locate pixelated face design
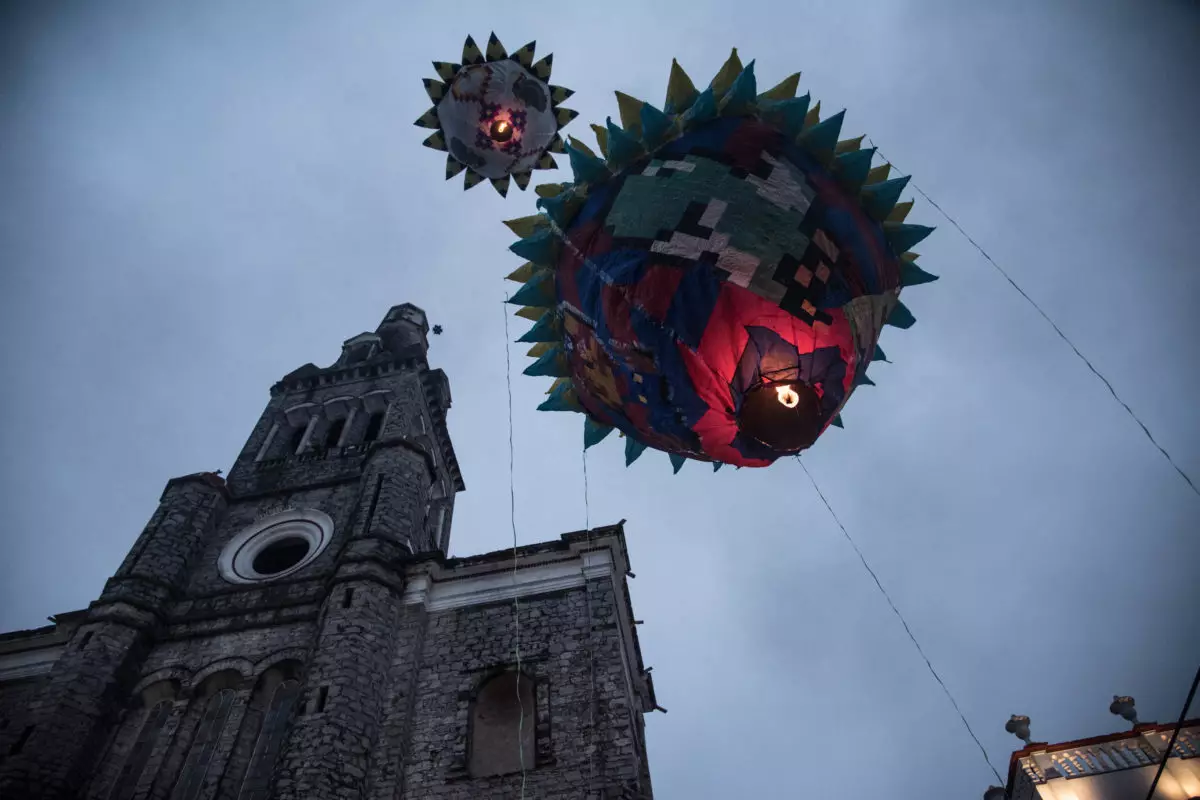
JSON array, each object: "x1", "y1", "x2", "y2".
[{"x1": 437, "y1": 60, "x2": 557, "y2": 180}]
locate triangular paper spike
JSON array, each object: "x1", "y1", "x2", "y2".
[
  {"x1": 515, "y1": 306, "x2": 542, "y2": 321},
  {"x1": 605, "y1": 118, "x2": 642, "y2": 166},
  {"x1": 555, "y1": 107, "x2": 579, "y2": 127},
  {"x1": 835, "y1": 135, "x2": 865, "y2": 154},
  {"x1": 550, "y1": 85, "x2": 574, "y2": 105},
  {"x1": 512, "y1": 41, "x2": 536, "y2": 67},
  {"x1": 762, "y1": 94, "x2": 811, "y2": 138},
  {"x1": 536, "y1": 189, "x2": 580, "y2": 226},
  {"x1": 831, "y1": 415, "x2": 844, "y2": 428},
  {"x1": 804, "y1": 100, "x2": 821, "y2": 129},
  {"x1": 664, "y1": 59, "x2": 699, "y2": 115},
  {"x1": 534, "y1": 153, "x2": 557, "y2": 170},
  {"x1": 506, "y1": 270, "x2": 555, "y2": 307},
  {"x1": 759, "y1": 72, "x2": 800, "y2": 102},
  {"x1": 414, "y1": 108, "x2": 440, "y2": 129},
  {"x1": 512, "y1": 170, "x2": 531, "y2": 191},
  {"x1": 719, "y1": 61, "x2": 757, "y2": 116},
  {"x1": 680, "y1": 86, "x2": 716, "y2": 129},
  {"x1": 423, "y1": 131, "x2": 448, "y2": 151},
  {"x1": 614, "y1": 92, "x2": 644, "y2": 137},
  {"x1": 445, "y1": 154, "x2": 466, "y2": 179},
  {"x1": 535, "y1": 182, "x2": 566, "y2": 198},
  {"x1": 625, "y1": 437, "x2": 647, "y2": 466},
  {"x1": 523, "y1": 348, "x2": 568, "y2": 377},
  {"x1": 530, "y1": 342, "x2": 554, "y2": 359},
  {"x1": 485, "y1": 32, "x2": 507, "y2": 62},
  {"x1": 669, "y1": 453, "x2": 687, "y2": 474},
  {"x1": 490, "y1": 175, "x2": 511, "y2": 197},
  {"x1": 506, "y1": 262, "x2": 536, "y2": 283},
  {"x1": 433, "y1": 61, "x2": 459, "y2": 82},
  {"x1": 887, "y1": 200, "x2": 914, "y2": 223},
  {"x1": 862, "y1": 175, "x2": 911, "y2": 220},
  {"x1": 902, "y1": 252, "x2": 920, "y2": 262},
  {"x1": 503, "y1": 215, "x2": 547, "y2": 239},
  {"x1": 423, "y1": 78, "x2": 446, "y2": 103},
  {"x1": 900, "y1": 260, "x2": 939, "y2": 286},
  {"x1": 567, "y1": 142, "x2": 609, "y2": 184},
  {"x1": 509, "y1": 231, "x2": 559, "y2": 269},
  {"x1": 709, "y1": 48, "x2": 743, "y2": 98},
  {"x1": 639, "y1": 102, "x2": 672, "y2": 147},
  {"x1": 873, "y1": 344, "x2": 889, "y2": 362},
  {"x1": 835, "y1": 147, "x2": 876, "y2": 190},
  {"x1": 866, "y1": 164, "x2": 892, "y2": 184},
  {"x1": 584, "y1": 417, "x2": 615, "y2": 449},
  {"x1": 565, "y1": 135, "x2": 593, "y2": 157},
  {"x1": 462, "y1": 35, "x2": 484, "y2": 66},
  {"x1": 539, "y1": 382, "x2": 580, "y2": 412},
  {"x1": 463, "y1": 169, "x2": 485, "y2": 190},
  {"x1": 712, "y1": 462, "x2": 724, "y2": 472},
  {"x1": 516, "y1": 312, "x2": 560, "y2": 343},
  {"x1": 885, "y1": 223, "x2": 935, "y2": 254},
  {"x1": 886, "y1": 300, "x2": 916, "y2": 329},
  {"x1": 531, "y1": 53, "x2": 553, "y2": 81},
  {"x1": 590, "y1": 124, "x2": 609, "y2": 157},
  {"x1": 547, "y1": 133, "x2": 567, "y2": 154},
  {"x1": 800, "y1": 110, "x2": 845, "y2": 157},
  {"x1": 855, "y1": 372, "x2": 876, "y2": 387}
]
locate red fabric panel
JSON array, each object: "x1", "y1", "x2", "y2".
[{"x1": 632, "y1": 263, "x2": 684, "y2": 322}]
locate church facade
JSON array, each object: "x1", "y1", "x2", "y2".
[{"x1": 0, "y1": 303, "x2": 657, "y2": 799}]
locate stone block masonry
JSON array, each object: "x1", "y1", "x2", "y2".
[{"x1": 0, "y1": 303, "x2": 657, "y2": 799}]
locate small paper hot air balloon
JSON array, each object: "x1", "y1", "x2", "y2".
[
  {"x1": 415, "y1": 33, "x2": 578, "y2": 197},
  {"x1": 505, "y1": 50, "x2": 937, "y2": 470}
]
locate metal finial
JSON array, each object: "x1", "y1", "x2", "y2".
[
  {"x1": 1109, "y1": 695, "x2": 1139, "y2": 727},
  {"x1": 1005, "y1": 714, "x2": 1032, "y2": 745}
]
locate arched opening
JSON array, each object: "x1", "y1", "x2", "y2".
[
  {"x1": 468, "y1": 671, "x2": 535, "y2": 778},
  {"x1": 226, "y1": 661, "x2": 304, "y2": 800},
  {"x1": 107, "y1": 680, "x2": 180, "y2": 800},
  {"x1": 171, "y1": 670, "x2": 242, "y2": 800}
]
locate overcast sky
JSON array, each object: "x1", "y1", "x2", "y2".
[{"x1": 2, "y1": 1, "x2": 1198, "y2": 797}]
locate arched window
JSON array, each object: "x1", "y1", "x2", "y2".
[
  {"x1": 468, "y1": 671, "x2": 535, "y2": 778},
  {"x1": 106, "y1": 680, "x2": 179, "y2": 800},
  {"x1": 171, "y1": 671, "x2": 241, "y2": 800},
  {"x1": 228, "y1": 662, "x2": 304, "y2": 800}
]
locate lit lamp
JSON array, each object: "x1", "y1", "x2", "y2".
[
  {"x1": 489, "y1": 118, "x2": 514, "y2": 143},
  {"x1": 1005, "y1": 714, "x2": 1032, "y2": 745},
  {"x1": 1109, "y1": 695, "x2": 1139, "y2": 728},
  {"x1": 737, "y1": 382, "x2": 822, "y2": 451}
]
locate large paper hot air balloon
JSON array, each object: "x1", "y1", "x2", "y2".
[
  {"x1": 415, "y1": 34, "x2": 578, "y2": 197},
  {"x1": 505, "y1": 50, "x2": 938, "y2": 470}
]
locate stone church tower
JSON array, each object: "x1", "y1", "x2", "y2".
[{"x1": 0, "y1": 303, "x2": 658, "y2": 799}]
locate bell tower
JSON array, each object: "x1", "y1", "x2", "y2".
[{"x1": 0, "y1": 302, "x2": 657, "y2": 800}]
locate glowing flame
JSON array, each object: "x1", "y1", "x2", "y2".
[
  {"x1": 775, "y1": 384, "x2": 800, "y2": 409},
  {"x1": 489, "y1": 118, "x2": 513, "y2": 142}
]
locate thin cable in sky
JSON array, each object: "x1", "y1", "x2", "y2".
[
  {"x1": 868, "y1": 139, "x2": 1198, "y2": 500},
  {"x1": 798, "y1": 456, "x2": 1005, "y2": 786},
  {"x1": 500, "y1": 296, "x2": 529, "y2": 799}
]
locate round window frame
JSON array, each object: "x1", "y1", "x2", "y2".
[{"x1": 218, "y1": 508, "x2": 334, "y2": 585}]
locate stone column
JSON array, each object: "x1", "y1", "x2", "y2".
[
  {"x1": 0, "y1": 473, "x2": 227, "y2": 799},
  {"x1": 271, "y1": 439, "x2": 433, "y2": 800}
]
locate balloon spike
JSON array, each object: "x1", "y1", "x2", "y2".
[
  {"x1": 584, "y1": 417, "x2": 615, "y2": 449},
  {"x1": 719, "y1": 61, "x2": 757, "y2": 116},
  {"x1": 590, "y1": 123, "x2": 609, "y2": 158},
  {"x1": 639, "y1": 102, "x2": 672, "y2": 147},
  {"x1": 835, "y1": 147, "x2": 876, "y2": 190},
  {"x1": 508, "y1": 229, "x2": 559, "y2": 267},
  {"x1": 862, "y1": 175, "x2": 911, "y2": 221},
  {"x1": 831, "y1": 415, "x2": 844, "y2": 429},
  {"x1": 503, "y1": 215, "x2": 546, "y2": 239},
  {"x1": 710, "y1": 48, "x2": 743, "y2": 97},
  {"x1": 885, "y1": 222, "x2": 935, "y2": 254},
  {"x1": 614, "y1": 91, "x2": 645, "y2": 138},
  {"x1": 531, "y1": 52, "x2": 553, "y2": 81},
  {"x1": 664, "y1": 59, "x2": 699, "y2": 115},
  {"x1": 669, "y1": 453, "x2": 687, "y2": 474},
  {"x1": 512, "y1": 41, "x2": 536, "y2": 69},
  {"x1": 605, "y1": 117, "x2": 643, "y2": 166},
  {"x1": 463, "y1": 168, "x2": 485, "y2": 190},
  {"x1": 485, "y1": 33, "x2": 508, "y2": 62},
  {"x1": 506, "y1": 262, "x2": 536, "y2": 283},
  {"x1": 625, "y1": 437, "x2": 647, "y2": 466},
  {"x1": 759, "y1": 72, "x2": 800, "y2": 102},
  {"x1": 873, "y1": 344, "x2": 889, "y2": 362},
  {"x1": 567, "y1": 142, "x2": 609, "y2": 184},
  {"x1": 516, "y1": 313, "x2": 560, "y2": 343},
  {"x1": 422, "y1": 131, "x2": 448, "y2": 152},
  {"x1": 462, "y1": 35, "x2": 484, "y2": 66},
  {"x1": 523, "y1": 348, "x2": 569, "y2": 377},
  {"x1": 512, "y1": 170, "x2": 531, "y2": 191},
  {"x1": 886, "y1": 300, "x2": 917, "y2": 329},
  {"x1": 506, "y1": 269, "x2": 555, "y2": 306},
  {"x1": 432, "y1": 61, "x2": 459, "y2": 82},
  {"x1": 900, "y1": 261, "x2": 939, "y2": 286},
  {"x1": 445, "y1": 154, "x2": 466, "y2": 179},
  {"x1": 414, "y1": 108, "x2": 440, "y2": 129},
  {"x1": 423, "y1": 78, "x2": 446, "y2": 103}
]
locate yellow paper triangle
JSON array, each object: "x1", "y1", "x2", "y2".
[
  {"x1": 887, "y1": 200, "x2": 914, "y2": 223},
  {"x1": 835, "y1": 135, "x2": 864, "y2": 154},
  {"x1": 567, "y1": 135, "x2": 596, "y2": 158},
  {"x1": 665, "y1": 59, "x2": 699, "y2": 110},
  {"x1": 507, "y1": 262, "x2": 536, "y2": 283},
  {"x1": 591, "y1": 124, "x2": 609, "y2": 158},
  {"x1": 528, "y1": 342, "x2": 553, "y2": 358},
  {"x1": 535, "y1": 183, "x2": 565, "y2": 199},
  {"x1": 867, "y1": 164, "x2": 892, "y2": 184},
  {"x1": 710, "y1": 48, "x2": 743, "y2": 97},
  {"x1": 901, "y1": 251, "x2": 920, "y2": 262},
  {"x1": 516, "y1": 306, "x2": 543, "y2": 321},
  {"x1": 503, "y1": 215, "x2": 547, "y2": 238},
  {"x1": 804, "y1": 101, "x2": 821, "y2": 130},
  {"x1": 546, "y1": 376, "x2": 571, "y2": 394},
  {"x1": 614, "y1": 92, "x2": 644, "y2": 137},
  {"x1": 760, "y1": 72, "x2": 800, "y2": 102}
]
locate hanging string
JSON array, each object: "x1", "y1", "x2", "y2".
[
  {"x1": 1143, "y1": 663, "x2": 1200, "y2": 800},
  {"x1": 500, "y1": 296, "x2": 529, "y2": 798},
  {"x1": 867, "y1": 139, "x2": 1198, "y2": 500},
  {"x1": 797, "y1": 455, "x2": 1005, "y2": 785}
]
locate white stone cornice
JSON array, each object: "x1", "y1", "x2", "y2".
[{"x1": 0, "y1": 643, "x2": 64, "y2": 681}]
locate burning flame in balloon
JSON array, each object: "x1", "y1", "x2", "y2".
[
  {"x1": 489, "y1": 118, "x2": 513, "y2": 142},
  {"x1": 775, "y1": 384, "x2": 800, "y2": 409}
]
